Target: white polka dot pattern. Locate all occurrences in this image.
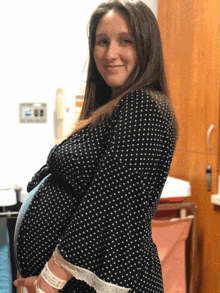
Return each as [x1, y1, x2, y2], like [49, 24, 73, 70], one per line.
[16, 89, 177, 293]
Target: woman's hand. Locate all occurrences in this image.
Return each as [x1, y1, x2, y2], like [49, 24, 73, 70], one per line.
[14, 276, 37, 293]
[14, 275, 59, 293]
[14, 255, 72, 292]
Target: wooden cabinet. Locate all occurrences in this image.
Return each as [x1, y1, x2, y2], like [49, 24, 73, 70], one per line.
[157, 0, 219, 292]
[158, 0, 219, 155]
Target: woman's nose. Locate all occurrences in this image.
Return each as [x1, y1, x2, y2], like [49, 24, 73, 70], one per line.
[106, 41, 119, 60]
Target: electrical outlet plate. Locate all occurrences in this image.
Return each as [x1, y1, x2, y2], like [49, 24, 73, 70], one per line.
[218, 175, 220, 194]
[19, 103, 47, 123]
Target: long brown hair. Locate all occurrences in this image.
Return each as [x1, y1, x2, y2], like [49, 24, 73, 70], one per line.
[71, 0, 169, 134]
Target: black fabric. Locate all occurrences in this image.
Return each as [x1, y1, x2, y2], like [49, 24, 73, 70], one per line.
[15, 89, 177, 293]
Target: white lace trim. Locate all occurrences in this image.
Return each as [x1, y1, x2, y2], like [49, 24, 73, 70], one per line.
[53, 246, 130, 293]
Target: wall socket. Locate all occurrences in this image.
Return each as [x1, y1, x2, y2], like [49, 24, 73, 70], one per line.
[218, 175, 220, 195]
[19, 103, 47, 123]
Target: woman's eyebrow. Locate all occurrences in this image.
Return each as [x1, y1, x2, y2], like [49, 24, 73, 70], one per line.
[95, 33, 107, 38]
[96, 32, 132, 38]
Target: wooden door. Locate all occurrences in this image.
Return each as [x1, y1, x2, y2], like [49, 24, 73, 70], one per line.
[157, 0, 219, 292]
[169, 151, 219, 292]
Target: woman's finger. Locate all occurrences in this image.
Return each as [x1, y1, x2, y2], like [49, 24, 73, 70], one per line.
[14, 276, 37, 287]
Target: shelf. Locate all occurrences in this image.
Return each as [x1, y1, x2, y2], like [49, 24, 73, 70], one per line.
[0, 211, 19, 218]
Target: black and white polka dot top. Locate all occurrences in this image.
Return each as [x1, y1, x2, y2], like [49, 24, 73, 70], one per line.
[16, 89, 177, 293]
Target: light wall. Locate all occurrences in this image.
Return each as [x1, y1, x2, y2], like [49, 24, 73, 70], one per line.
[142, 0, 158, 17]
[0, 0, 157, 189]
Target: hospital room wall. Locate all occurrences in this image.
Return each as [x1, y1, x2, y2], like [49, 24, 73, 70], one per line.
[0, 0, 157, 190]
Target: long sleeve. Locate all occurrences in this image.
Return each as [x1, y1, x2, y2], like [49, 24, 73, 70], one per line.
[55, 89, 177, 293]
[27, 146, 57, 192]
[27, 164, 51, 192]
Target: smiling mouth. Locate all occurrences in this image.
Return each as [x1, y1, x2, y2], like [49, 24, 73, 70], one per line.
[106, 65, 123, 69]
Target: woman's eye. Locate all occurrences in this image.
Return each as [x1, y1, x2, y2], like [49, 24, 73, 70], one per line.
[95, 38, 134, 47]
[120, 38, 133, 45]
[96, 39, 109, 46]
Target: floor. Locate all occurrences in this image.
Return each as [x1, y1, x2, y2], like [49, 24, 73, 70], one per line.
[0, 218, 12, 293]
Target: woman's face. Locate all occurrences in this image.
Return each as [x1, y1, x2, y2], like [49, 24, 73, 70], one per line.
[94, 10, 137, 89]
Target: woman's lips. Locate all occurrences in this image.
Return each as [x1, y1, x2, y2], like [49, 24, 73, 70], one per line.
[105, 65, 124, 72]
[106, 65, 123, 68]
